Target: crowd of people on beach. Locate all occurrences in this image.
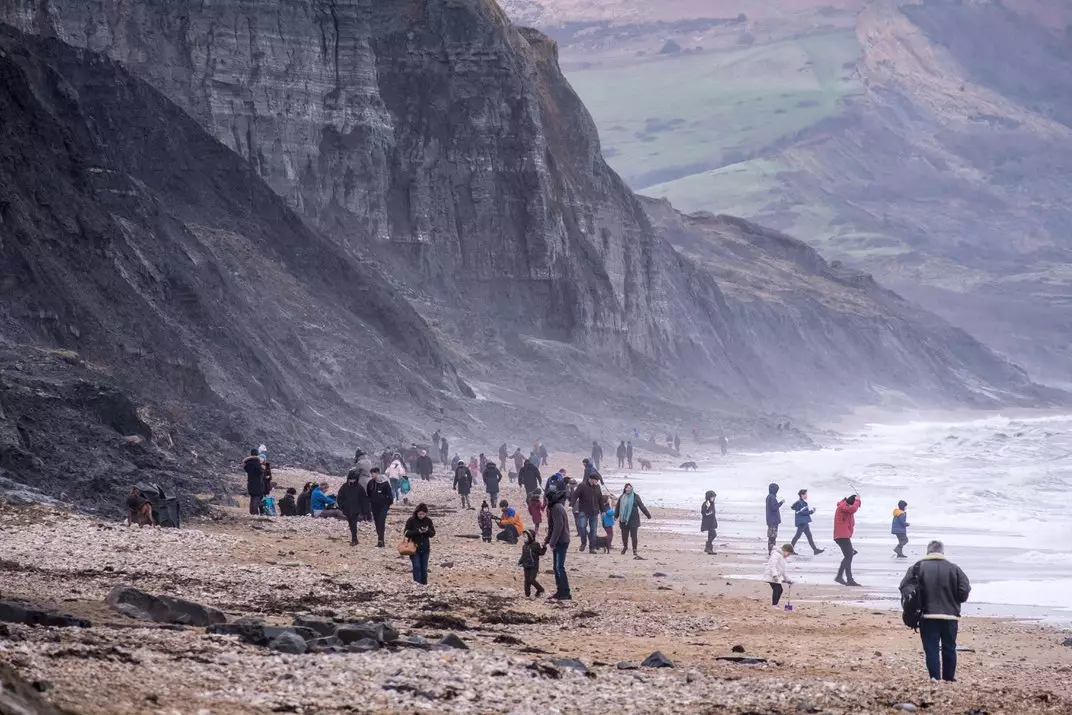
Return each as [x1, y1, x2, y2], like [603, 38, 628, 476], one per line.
[225, 429, 971, 683]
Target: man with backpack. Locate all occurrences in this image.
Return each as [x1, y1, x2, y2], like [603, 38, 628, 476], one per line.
[899, 540, 972, 682]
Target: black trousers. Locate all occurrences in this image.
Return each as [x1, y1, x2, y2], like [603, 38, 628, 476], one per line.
[373, 508, 388, 543]
[792, 524, 819, 551]
[770, 582, 784, 605]
[248, 494, 262, 515]
[705, 528, 717, 551]
[835, 537, 855, 581]
[347, 514, 360, 542]
[621, 522, 639, 552]
[523, 567, 543, 596]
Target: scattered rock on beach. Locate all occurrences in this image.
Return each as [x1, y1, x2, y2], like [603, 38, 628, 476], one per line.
[609, 573, 625, 579]
[642, 651, 674, 668]
[731, 644, 746, 653]
[0, 601, 90, 629]
[438, 633, 468, 650]
[292, 616, 336, 637]
[268, 631, 307, 655]
[1062, 637, 1072, 647]
[617, 661, 639, 670]
[105, 586, 225, 627]
[892, 704, 918, 713]
[552, 658, 588, 675]
[653, 572, 668, 578]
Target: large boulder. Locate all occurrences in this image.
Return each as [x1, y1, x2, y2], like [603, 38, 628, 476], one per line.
[0, 601, 90, 629]
[105, 586, 225, 627]
[336, 621, 398, 645]
[268, 631, 307, 655]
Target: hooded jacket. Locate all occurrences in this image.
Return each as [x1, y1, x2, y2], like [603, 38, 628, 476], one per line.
[582, 460, 596, 479]
[519, 462, 542, 493]
[415, 453, 434, 477]
[386, 460, 406, 480]
[891, 508, 909, 535]
[243, 455, 265, 495]
[571, 479, 604, 517]
[762, 549, 789, 583]
[513, 450, 525, 472]
[453, 465, 474, 495]
[498, 508, 524, 534]
[518, 539, 546, 569]
[700, 499, 718, 532]
[765, 483, 783, 526]
[834, 497, 861, 539]
[366, 479, 394, 511]
[482, 463, 503, 492]
[791, 498, 814, 527]
[349, 453, 374, 489]
[336, 480, 365, 516]
[478, 508, 494, 532]
[546, 500, 571, 546]
[899, 553, 971, 619]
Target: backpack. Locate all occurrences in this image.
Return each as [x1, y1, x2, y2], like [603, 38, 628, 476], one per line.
[900, 562, 924, 630]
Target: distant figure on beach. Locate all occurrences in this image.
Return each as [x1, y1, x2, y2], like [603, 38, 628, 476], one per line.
[719, 434, 728, 456]
[483, 460, 503, 510]
[453, 461, 474, 509]
[125, 487, 156, 527]
[892, 500, 910, 558]
[616, 483, 652, 559]
[543, 481, 573, 600]
[538, 441, 548, 466]
[626, 441, 633, 469]
[601, 496, 616, 547]
[701, 490, 718, 554]
[518, 529, 546, 598]
[439, 437, 449, 466]
[432, 429, 441, 449]
[337, 472, 365, 546]
[415, 449, 434, 482]
[498, 443, 508, 468]
[900, 541, 971, 682]
[790, 489, 824, 555]
[765, 483, 784, 555]
[478, 501, 493, 542]
[403, 503, 435, 585]
[528, 489, 544, 538]
[243, 449, 265, 516]
[571, 471, 605, 553]
[674, 434, 680, 453]
[582, 458, 596, 480]
[616, 440, 627, 469]
[349, 450, 375, 521]
[519, 458, 541, 495]
[834, 494, 862, 586]
[366, 468, 394, 547]
[512, 447, 525, 474]
[591, 441, 603, 470]
[479, 453, 487, 476]
[763, 543, 795, 606]
[386, 454, 407, 502]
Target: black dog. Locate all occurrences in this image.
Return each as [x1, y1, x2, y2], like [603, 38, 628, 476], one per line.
[638, 458, 652, 470]
[679, 461, 698, 471]
[592, 535, 611, 553]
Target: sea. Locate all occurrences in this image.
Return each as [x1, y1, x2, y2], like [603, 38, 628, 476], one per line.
[624, 414, 1072, 622]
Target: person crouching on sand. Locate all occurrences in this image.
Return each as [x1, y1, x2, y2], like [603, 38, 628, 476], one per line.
[763, 543, 795, 606]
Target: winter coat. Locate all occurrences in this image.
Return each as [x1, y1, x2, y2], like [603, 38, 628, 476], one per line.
[601, 507, 615, 529]
[310, 487, 336, 511]
[891, 508, 909, 535]
[833, 497, 861, 539]
[512, 451, 525, 472]
[519, 462, 541, 493]
[278, 494, 297, 517]
[591, 444, 603, 462]
[791, 498, 814, 527]
[482, 464, 503, 493]
[350, 454, 374, 489]
[700, 499, 718, 531]
[243, 456, 265, 495]
[765, 483, 782, 526]
[453, 465, 474, 495]
[386, 460, 406, 480]
[499, 445, 509, 465]
[519, 541, 546, 569]
[616, 443, 627, 459]
[546, 501, 571, 546]
[498, 509, 524, 534]
[296, 489, 312, 516]
[336, 481, 365, 517]
[626, 443, 633, 459]
[366, 479, 394, 512]
[762, 550, 789, 583]
[528, 499, 544, 525]
[403, 515, 436, 553]
[614, 493, 652, 527]
[900, 553, 971, 619]
[415, 455, 434, 477]
[478, 509, 494, 532]
[571, 480, 604, 517]
[582, 461, 596, 479]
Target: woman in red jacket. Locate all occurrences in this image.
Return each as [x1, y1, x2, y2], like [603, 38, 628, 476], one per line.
[834, 494, 862, 586]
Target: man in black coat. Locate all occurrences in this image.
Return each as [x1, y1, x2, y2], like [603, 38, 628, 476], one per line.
[415, 449, 434, 481]
[482, 461, 503, 509]
[900, 541, 971, 682]
[453, 462, 474, 509]
[366, 468, 395, 547]
[337, 474, 365, 546]
[242, 449, 264, 516]
[519, 460, 541, 495]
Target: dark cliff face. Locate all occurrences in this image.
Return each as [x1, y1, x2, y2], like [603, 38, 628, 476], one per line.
[0, 0, 1057, 448]
[0, 26, 453, 508]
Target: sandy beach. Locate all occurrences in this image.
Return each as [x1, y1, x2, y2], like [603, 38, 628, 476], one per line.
[1, 460, 1071, 715]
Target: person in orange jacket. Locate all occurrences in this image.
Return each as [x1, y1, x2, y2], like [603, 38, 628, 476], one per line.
[495, 502, 525, 544]
[833, 494, 862, 586]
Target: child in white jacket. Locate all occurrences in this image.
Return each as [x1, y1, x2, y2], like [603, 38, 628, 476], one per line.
[763, 543, 796, 606]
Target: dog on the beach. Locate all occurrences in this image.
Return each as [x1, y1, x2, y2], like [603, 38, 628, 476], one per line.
[679, 461, 698, 471]
[638, 458, 652, 470]
[592, 535, 611, 553]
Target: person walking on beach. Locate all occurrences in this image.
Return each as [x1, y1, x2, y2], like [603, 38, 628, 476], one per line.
[519, 458, 541, 495]
[403, 503, 436, 585]
[513, 447, 525, 474]
[528, 489, 544, 539]
[386, 454, 406, 502]
[348, 450, 374, 521]
[673, 434, 680, 454]
[616, 483, 652, 559]
[701, 490, 718, 554]
[626, 441, 633, 469]
[834, 494, 862, 586]
[601, 496, 615, 547]
[763, 543, 795, 606]
[453, 460, 474, 509]
[538, 441, 548, 466]
[719, 434, 728, 456]
[243, 449, 265, 516]
[439, 437, 449, 466]
[483, 460, 503, 511]
[518, 529, 546, 598]
[544, 482, 573, 600]
[765, 483, 784, 555]
[415, 449, 434, 482]
[591, 441, 603, 471]
[892, 500, 910, 558]
[571, 471, 605, 553]
[616, 441, 627, 469]
[499, 443, 509, 469]
[366, 468, 394, 548]
[900, 541, 971, 681]
[337, 472, 365, 546]
[790, 489, 824, 555]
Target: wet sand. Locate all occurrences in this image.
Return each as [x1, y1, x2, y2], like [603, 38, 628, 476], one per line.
[1, 466, 1070, 715]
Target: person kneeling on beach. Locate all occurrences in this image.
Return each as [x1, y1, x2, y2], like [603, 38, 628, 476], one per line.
[518, 529, 547, 598]
[763, 543, 795, 606]
[495, 502, 524, 544]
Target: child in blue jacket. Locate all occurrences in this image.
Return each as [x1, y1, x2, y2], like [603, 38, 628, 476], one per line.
[891, 500, 909, 558]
